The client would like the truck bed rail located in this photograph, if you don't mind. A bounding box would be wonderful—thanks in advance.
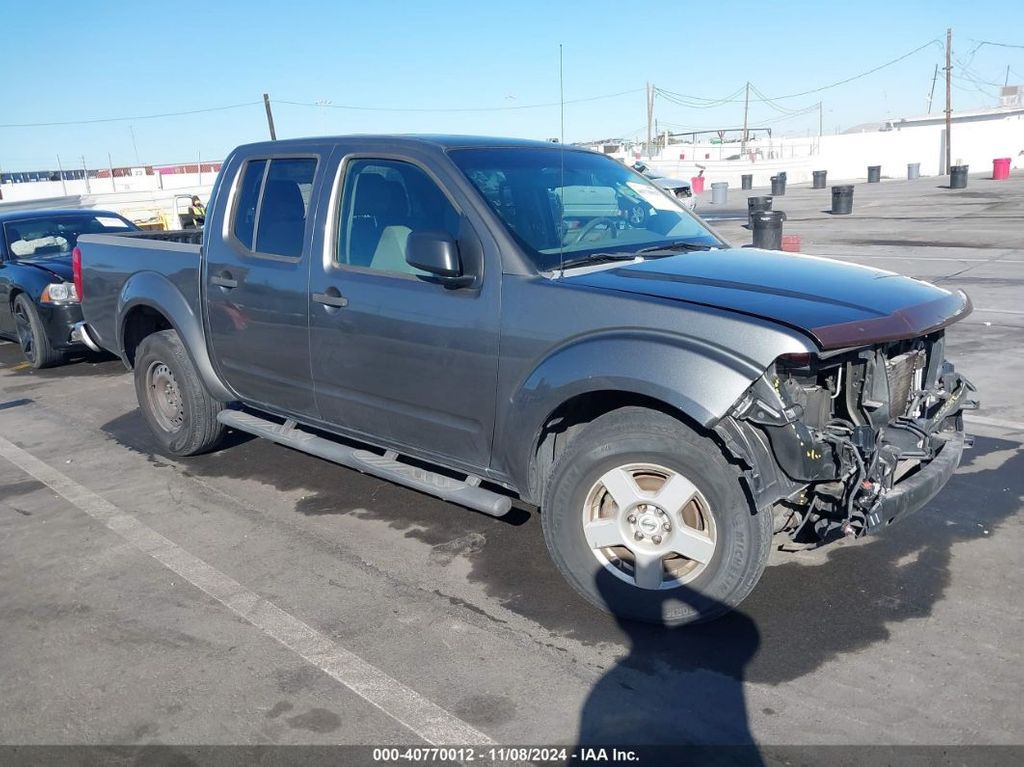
[114,229,204,245]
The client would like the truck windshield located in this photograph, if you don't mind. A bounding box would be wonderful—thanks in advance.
[3,213,135,260]
[449,147,720,272]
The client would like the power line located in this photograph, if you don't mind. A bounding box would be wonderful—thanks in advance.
[654,84,747,108]
[652,38,942,119]
[659,103,819,133]
[954,57,1004,88]
[0,101,261,129]
[760,39,943,99]
[968,40,1024,51]
[0,87,644,130]
[747,83,816,114]
[276,88,644,114]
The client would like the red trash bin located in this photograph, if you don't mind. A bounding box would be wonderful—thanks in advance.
[993,157,1011,180]
[690,176,705,193]
[781,234,801,252]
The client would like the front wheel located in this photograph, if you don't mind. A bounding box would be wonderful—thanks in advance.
[134,330,225,456]
[541,407,772,626]
[13,294,63,369]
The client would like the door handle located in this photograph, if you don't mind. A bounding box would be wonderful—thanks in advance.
[312,290,348,308]
[211,272,238,289]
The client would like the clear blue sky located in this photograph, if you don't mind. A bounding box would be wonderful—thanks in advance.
[2,0,1022,170]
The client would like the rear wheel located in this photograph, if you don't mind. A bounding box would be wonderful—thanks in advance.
[134,330,225,456]
[541,407,772,625]
[13,294,62,369]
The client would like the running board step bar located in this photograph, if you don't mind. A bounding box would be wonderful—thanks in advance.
[217,410,512,518]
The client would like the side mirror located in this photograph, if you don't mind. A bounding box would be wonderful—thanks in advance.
[406,230,462,279]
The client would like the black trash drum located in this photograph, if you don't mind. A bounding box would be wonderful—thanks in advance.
[812,170,827,189]
[831,185,854,215]
[949,165,969,189]
[747,195,773,226]
[751,210,786,250]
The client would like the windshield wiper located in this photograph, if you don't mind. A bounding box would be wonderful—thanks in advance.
[634,241,715,256]
[558,252,640,270]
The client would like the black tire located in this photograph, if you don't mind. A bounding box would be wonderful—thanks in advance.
[541,407,772,626]
[13,294,63,369]
[133,329,225,456]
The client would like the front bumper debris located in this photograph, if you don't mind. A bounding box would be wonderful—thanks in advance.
[861,430,964,535]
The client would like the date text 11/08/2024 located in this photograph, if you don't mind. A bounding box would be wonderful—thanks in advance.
[371,746,640,762]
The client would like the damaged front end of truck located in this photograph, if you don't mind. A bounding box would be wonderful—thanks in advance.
[717,329,978,545]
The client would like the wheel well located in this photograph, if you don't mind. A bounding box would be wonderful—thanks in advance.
[528,391,705,505]
[122,306,173,367]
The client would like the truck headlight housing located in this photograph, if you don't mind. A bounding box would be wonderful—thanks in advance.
[40,282,80,304]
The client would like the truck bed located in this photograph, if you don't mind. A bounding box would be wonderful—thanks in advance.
[77,230,204,355]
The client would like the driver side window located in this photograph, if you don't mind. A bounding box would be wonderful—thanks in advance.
[337,159,459,276]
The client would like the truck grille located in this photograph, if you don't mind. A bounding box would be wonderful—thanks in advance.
[886,350,924,418]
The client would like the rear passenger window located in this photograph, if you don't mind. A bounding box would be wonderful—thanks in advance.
[255,158,317,258]
[232,160,266,249]
[231,157,317,258]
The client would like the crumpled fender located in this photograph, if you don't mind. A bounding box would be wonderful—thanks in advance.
[499,328,808,496]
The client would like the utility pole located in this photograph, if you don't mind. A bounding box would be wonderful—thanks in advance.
[108,152,115,192]
[81,156,90,193]
[1006,65,1011,87]
[645,82,654,158]
[818,101,823,138]
[944,28,952,174]
[56,154,68,196]
[741,81,750,154]
[263,93,277,140]
[198,150,202,186]
[927,63,939,113]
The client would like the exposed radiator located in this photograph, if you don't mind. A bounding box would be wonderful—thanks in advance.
[886,350,925,418]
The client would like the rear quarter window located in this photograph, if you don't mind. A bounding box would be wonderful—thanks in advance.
[230,157,317,258]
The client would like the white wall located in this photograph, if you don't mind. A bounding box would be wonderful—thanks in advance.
[640,113,1024,189]
[0,172,218,225]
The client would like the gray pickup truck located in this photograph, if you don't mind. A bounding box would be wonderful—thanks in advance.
[76,135,976,625]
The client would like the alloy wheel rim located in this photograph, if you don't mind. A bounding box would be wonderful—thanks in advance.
[145,361,184,432]
[581,462,717,590]
[13,304,34,361]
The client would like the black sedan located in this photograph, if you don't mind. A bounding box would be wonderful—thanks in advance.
[0,209,138,368]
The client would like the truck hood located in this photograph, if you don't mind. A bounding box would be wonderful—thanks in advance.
[566,248,972,349]
[15,255,73,282]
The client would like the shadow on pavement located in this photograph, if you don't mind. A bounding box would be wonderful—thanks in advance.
[573,569,762,761]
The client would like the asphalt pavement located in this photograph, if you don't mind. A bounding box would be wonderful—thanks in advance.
[1,172,1021,758]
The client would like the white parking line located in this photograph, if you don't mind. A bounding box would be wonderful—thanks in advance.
[0,433,493,747]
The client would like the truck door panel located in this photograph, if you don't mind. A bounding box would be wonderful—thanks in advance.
[205,156,320,416]
[309,154,500,468]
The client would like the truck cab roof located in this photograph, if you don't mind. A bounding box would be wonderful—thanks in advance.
[232,134,585,154]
